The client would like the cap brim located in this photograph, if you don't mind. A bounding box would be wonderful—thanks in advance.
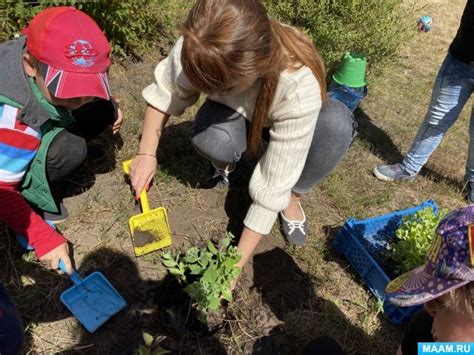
[385,266,470,307]
[39,62,110,100]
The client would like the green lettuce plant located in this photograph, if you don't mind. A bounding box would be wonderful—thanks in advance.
[391,207,448,275]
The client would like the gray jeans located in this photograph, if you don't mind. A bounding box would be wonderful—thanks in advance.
[192,98,356,194]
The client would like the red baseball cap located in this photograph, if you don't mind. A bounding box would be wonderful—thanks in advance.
[23,6,111,100]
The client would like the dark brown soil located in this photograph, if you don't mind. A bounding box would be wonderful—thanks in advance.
[132,229,157,247]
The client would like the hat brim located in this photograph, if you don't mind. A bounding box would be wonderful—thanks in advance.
[385,266,470,307]
[39,62,110,100]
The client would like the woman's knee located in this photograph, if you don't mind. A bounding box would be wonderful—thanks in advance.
[192,100,247,164]
[315,98,357,143]
[293,99,356,193]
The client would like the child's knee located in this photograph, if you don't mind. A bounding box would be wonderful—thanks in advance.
[46,131,87,182]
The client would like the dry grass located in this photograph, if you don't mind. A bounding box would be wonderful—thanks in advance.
[0,0,471,353]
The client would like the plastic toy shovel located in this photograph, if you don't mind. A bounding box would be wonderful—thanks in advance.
[58,260,127,333]
[123,159,172,256]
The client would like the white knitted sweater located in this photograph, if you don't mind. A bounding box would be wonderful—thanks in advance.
[142,37,322,235]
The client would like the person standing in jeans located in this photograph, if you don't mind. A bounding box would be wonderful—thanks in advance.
[373,0,474,198]
[130,0,356,289]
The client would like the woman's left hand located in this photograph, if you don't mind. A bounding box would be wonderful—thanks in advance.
[230,273,241,291]
[231,227,264,291]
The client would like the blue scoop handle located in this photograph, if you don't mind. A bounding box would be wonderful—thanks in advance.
[59,260,83,285]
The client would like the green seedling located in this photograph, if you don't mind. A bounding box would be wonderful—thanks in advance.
[138,332,170,355]
[161,232,241,317]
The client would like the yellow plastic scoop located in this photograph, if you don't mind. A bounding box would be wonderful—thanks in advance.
[123,159,172,256]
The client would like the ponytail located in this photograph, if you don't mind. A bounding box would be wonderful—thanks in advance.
[247,21,326,155]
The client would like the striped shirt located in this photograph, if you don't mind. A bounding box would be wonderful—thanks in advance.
[0,103,65,257]
[0,103,41,186]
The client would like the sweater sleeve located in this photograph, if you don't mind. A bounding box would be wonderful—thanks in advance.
[244,70,322,235]
[0,186,66,258]
[142,37,201,116]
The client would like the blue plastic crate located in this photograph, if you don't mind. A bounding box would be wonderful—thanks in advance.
[333,199,438,325]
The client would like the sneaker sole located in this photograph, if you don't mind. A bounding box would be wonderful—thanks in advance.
[373,166,395,181]
[45,217,68,225]
[373,166,416,182]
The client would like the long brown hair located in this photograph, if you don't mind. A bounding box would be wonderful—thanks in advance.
[181,0,326,155]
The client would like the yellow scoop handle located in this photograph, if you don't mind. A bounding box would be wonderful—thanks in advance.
[122,159,150,213]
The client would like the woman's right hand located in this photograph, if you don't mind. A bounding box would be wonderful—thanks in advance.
[131,106,170,197]
[130,154,157,198]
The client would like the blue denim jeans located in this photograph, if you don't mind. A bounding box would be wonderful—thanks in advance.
[403,53,474,179]
[0,283,24,355]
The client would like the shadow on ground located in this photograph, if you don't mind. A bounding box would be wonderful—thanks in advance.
[250,247,399,355]
[158,120,261,242]
[2,246,227,354]
[223,156,258,240]
[157,121,210,187]
[355,108,463,191]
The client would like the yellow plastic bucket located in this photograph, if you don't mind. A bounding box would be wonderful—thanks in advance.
[123,160,172,256]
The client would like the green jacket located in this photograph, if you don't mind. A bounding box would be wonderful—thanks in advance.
[0,37,74,213]
[19,81,74,213]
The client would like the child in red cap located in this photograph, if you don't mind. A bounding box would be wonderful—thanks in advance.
[386,205,474,355]
[0,7,122,352]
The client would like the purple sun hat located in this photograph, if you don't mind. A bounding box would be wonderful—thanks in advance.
[385,205,474,307]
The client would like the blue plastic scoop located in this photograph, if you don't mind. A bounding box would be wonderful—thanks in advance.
[58,260,127,333]
[16,229,126,332]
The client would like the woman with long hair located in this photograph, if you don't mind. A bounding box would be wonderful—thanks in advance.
[130,0,355,287]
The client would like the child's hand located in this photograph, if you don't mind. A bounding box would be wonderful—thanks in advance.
[130,155,157,198]
[111,97,123,134]
[39,242,72,275]
[112,108,123,134]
